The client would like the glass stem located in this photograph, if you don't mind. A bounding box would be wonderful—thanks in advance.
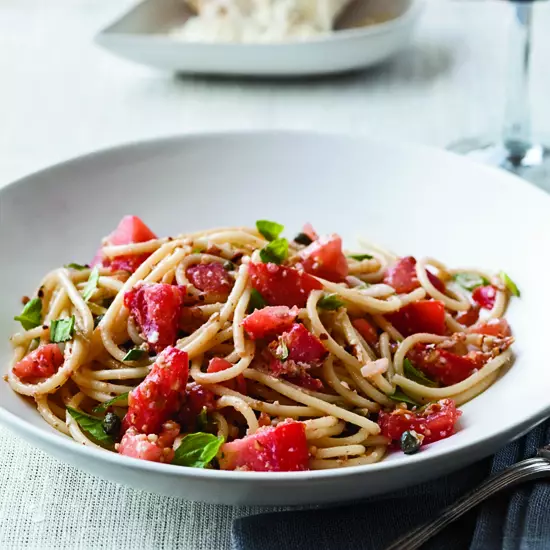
[502,2,534,159]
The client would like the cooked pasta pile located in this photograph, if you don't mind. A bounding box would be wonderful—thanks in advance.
[6,217,518,471]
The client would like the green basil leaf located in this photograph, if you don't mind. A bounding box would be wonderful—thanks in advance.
[248,289,267,313]
[259,238,288,265]
[349,254,373,261]
[500,271,520,297]
[256,220,284,241]
[196,408,209,432]
[172,433,224,468]
[389,389,421,407]
[66,407,113,444]
[82,266,100,302]
[122,348,145,362]
[317,293,345,311]
[64,263,89,271]
[14,298,42,330]
[403,358,438,388]
[50,316,75,343]
[453,273,489,291]
[92,392,129,414]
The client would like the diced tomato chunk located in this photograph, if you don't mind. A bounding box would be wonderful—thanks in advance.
[92,215,157,273]
[378,399,461,445]
[408,345,481,386]
[186,263,233,295]
[472,285,498,310]
[387,300,446,337]
[281,323,327,365]
[384,256,445,294]
[207,357,247,395]
[118,421,180,463]
[178,383,216,430]
[124,283,185,352]
[455,306,480,327]
[242,306,298,340]
[299,234,348,283]
[219,419,310,472]
[249,263,322,308]
[123,347,189,434]
[12,344,64,382]
[352,318,379,346]
[470,318,511,338]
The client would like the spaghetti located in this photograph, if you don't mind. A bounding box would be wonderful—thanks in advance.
[6,216,518,471]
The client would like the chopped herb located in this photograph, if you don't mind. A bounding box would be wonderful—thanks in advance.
[500,271,520,297]
[93,392,129,413]
[94,314,104,328]
[349,253,373,261]
[453,273,489,291]
[276,341,289,361]
[82,266,100,302]
[66,407,113,444]
[293,232,313,246]
[259,238,288,265]
[64,263,89,271]
[14,298,42,330]
[197,408,209,432]
[223,261,235,271]
[50,316,75,343]
[102,412,122,438]
[317,294,345,311]
[192,248,204,254]
[389,389,421,407]
[400,430,422,455]
[403,358,438,388]
[122,348,145,362]
[248,289,267,312]
[256,220,284,241]
[171,433,224,468]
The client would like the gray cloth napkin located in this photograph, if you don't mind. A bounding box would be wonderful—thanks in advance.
[232,419,550,550]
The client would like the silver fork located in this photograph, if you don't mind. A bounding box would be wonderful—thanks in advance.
[384,446,550,550]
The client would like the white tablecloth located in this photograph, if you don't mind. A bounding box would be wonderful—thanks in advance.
[1,1,549,548]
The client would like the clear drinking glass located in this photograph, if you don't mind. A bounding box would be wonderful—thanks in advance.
[448,0,550,189]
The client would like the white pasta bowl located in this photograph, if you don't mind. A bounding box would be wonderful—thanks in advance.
[0,131,549,506]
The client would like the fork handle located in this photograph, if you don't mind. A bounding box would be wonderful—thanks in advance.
[384,457,550,550]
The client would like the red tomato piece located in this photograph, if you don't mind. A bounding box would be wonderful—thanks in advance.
[470,318,511,338]
[207,357,247,395]
[219,419,310,472]
[123,347,189,434]
[124,283,186,352]
[178,383,216,430]
[242,306,298,340]
[408,345,481,386]
[282,323,328,365]
[92,215,157,273]
[299,234,349,282]
[384,256,445,294]
[186,263,233,295]
[472,285,497,310]
[386,300,446,337]
[352,318,379,346]
[455,306,480,327]
[249,263,322,308]
[286,372,324,391]
[118,421,180,463]
[12,344,64,382]
[378,399,461,445]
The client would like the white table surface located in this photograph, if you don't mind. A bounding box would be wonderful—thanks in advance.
[1,1,549,548]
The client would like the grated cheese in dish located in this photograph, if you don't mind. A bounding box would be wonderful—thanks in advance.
[172,0,355,43]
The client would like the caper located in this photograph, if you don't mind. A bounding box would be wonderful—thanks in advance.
[400,430,422,455]
[223,261,235,271]
[293,232,313,246]
[102,412,121,437]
